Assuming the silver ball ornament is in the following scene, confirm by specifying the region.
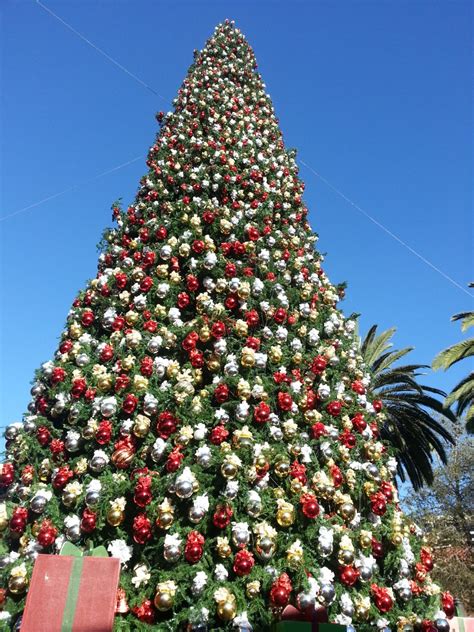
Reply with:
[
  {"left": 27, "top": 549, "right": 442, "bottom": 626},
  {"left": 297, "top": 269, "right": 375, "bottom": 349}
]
[
  {"left": 76, "top": 353, "right": 89, "bottom": 367},
  {"left": 359, "top": 565, "right": 373, "bottom": 582},
  {"left": 30, "top": 383, "right": 44, "bottom": 397},
  {"left": 66, "top": 524, "right": 82, "bottom": 542},
  {"left": 4, "top": 425, "right": 20, "bottom": 441},
  {"left": 27, "top": 402, "right": 37, "bottom": 413},
  {"left": 100, "top": 401, "right": 116, "bottom": 418},
  {"left": 30, "top": 495, "right": 47, "bottom": 513},
  {"left": 143, "top": 399, "right": 158, "bottom": 416},
  {"left": 65, "top": 436, "right": 81, "bottom": 453},
  {"left": 175, "top": 479, "right": 194, "bottom": 499},
  {"left": 435, "top": 621, "right": 450, "bottom": 632},
  {"left": 0, "top": 555, "right": 10, "bottom": 569},
  {"left": 247, "top": 499, "right": 262, "bottom": 518},
  {"left": 339, "top": 550, "right": 354, "bottom": 565},
  {"left": 319, "top": 583, "right": 335, "bottom": 604},
  {"left": 23, "top": 419, "right": 36, "bottom": 433},
  {"left": 196, "top": 453, "right": 212, "bottom": 469},
  {"left": 163, "top": 544, "right": 181, "bottom": 563},
  {"left": 318, "top": 542, "right": 333, "bottom": 557},
  {"left": 297, "top": 592, "right": 315, "bottom": 611},
  {"left": 188, "top": 506, "right": 205, "bottom": 523},
  {"left": 85, "top": 490, "right": 100, "bottom": 507},
  {"left": 342, "top": 601, "right": 354, "bottom": 617},
  {"left": 398, "top": 587, "right": 412, "bottom": 602},
  {"left": 89, "top": 454, "right": 108, "bottom": 473}
]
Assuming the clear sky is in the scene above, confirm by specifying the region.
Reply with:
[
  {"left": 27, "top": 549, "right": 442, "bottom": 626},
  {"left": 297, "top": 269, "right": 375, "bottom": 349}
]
[{"left": 1, "top": 1, "right": 472, "bottom": 435}]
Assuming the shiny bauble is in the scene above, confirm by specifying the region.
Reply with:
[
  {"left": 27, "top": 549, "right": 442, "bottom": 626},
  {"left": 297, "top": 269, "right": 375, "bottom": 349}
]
[
  {"left": 82, "top": 425, "right": 96, "bottom": 440},
  {"left": 30, "top": 382, "right": 44, "bottom": 397},
  {"left": 255, "top": 537, "right": 276, "bottom": 561},
  {"left": 163, "top": 544, "right": 181, "bottom": 563},
  {"left": 338, "top": 549, "right": 354, "bottom": 565},
  {"left": 156, "top": 510, "right": 174, "bottom": 530},
  {"left": 17, "top": 486, "right": 31, "bottom": 501},
  {"left": 435, "top": 620, "right": 450, "bottom": 632},
  {"left": 175, "top": 479, "right": 194, "bottom": 499},
  {"left": 359, "top": 565, "right": 373, "bottom": 582},
  {"left": 85, "top": 490, "right": 100, "bottom": 507},
  {"left": 196, "top": 452, "right": 212, "bottom": 469},
  {"left": 111, "top": 447, "right": 134, "bottom": 469},
  {"left": 89, "top": 454, "right": 108, "bottom": 473},
  {"left": 221, "top": 462, "right": 237, "bottom": 479},
  {"left": 399, "top": 565, "right": 412, "bottom": 579},
  {"left": 76, "top": 353, "right": 89, "bottom": 367},
  {"left": 30, "top": 496, "right": 48, "bottom": 514},
  {"left": 355, "top": 602, "right": 370, "bottom": 619},
  {"left": 401, "top": 626, "right": 414, "bottom": 632},
  {"left": 342, "top": 601, "right": 355, "bottom": 617},
  {"left": 5, "top": 425, "right": 20, "bottom": 441},
  {"left": 100, "top": 400, "right": 116, "bottom": 417},
  {"left": 339, "top": 502, "right": 356, "bottom": 521},
  {"left": 318, "top": 542, "right": 333, "bottom": 557},
  {"left": 133, "top": 416, "right": 150, "bottom": 438},
  {"left": 366, "top": 463, "right": 380, "bottom": 480},
  {"left": 8, "top": 575, "right": 28, "bottom": 595},
  {"left": 154, "top": 590, "right": 174, "bottom": 612},
  {"left": 232, "top": 530, "right": 250, "bottom": 548},
  {"left": 297, "top": 592, "right": 315, "bottom": 611},
  {"left": 247, "top": 499, "right": 262, "bottom": 518},
  {"left": 217, "top": 600, "right": 236, "bottom": 622},
  {"left": 66, "top": 524, "right": 82, "bottom": 542},
  {"left": 188, "top": 506, "right": 205, "bottom": 524},
  {"left": 107, "top": 507, "right": 124, "bottom": 527},
  {"left": 274, "top": 459, "right": 290, "bottom": 478},
  {"left": 276, "top": 506, "right": 295, "bottom": 527},
  {"left": 0, "top": 515, "right": 8, "bottom": 532},
  {"left": 147, "top": 338, "right": 161, "bottom": 354},
  {"left": 62, "top": 490, "right": 77, "bottom": 508},
  {"left": 97, "top": 375, "right": 113, "bottom": 392},
  {"left": 246, "top": 582, "right": 260, "bottom": 599},
  {"left": 65, "top": 435, "right": 81, "bottom": 452},
  {"left": 398, "top": 587, "right": 412, "bottom": 602},
  {"left": 143, "top": 398, "right": 158, "bottom": 416},
  {"left": 391, "top": 532, "right": 403, "bottom": 546},
  {"left": 23, "top": 419, "right": 36, "bottom": 433},
  {"left": 216, "top": 540, "right": 232, "bottom": 558},
  {"left": 320, "top": 584, "right": 335, "bottom": 604},
  {"left": 359, "top": 533, "right": 372, "bottom": 548}
]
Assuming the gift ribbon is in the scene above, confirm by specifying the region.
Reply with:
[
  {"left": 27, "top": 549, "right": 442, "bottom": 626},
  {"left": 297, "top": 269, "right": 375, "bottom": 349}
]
[{"left": 61, "top": 556, "right": 83, "bottom": 632}]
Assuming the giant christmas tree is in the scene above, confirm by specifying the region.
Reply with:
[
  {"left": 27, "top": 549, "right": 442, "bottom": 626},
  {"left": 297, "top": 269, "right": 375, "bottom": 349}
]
[{"left": 0, "top": 21, "right": 453, "bottom": 632}]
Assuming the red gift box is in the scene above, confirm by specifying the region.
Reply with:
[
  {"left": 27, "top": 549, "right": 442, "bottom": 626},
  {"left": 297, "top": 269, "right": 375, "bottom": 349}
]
[{"left": 21, "top": 553, "right": 120, "bottom": 632}]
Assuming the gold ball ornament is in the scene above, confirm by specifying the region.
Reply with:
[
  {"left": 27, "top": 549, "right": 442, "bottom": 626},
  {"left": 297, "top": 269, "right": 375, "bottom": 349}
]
[
  {"left": 154, "top": 590, "right": 174, "bottom": 612},
  {"left": 156, "top": 509, "right": 174, "bottom": 530},
  {"left": 391, "top": 532, "right": 403, "bottom": 546},
  {"left": 97, "top": 375, "right": 113, "bottom": 392},
  {"left": 217, "top": 599, "right": 237, "bottom": 622},
  {"left": 216, "top": 540, "right": 232, "bottom": 558},
  {"left": 274, "top": 459, "right": 290, "bottom": 478},
  {"left": 199, "top": 326, "right": 211, "bottom": 342},
  {"left": 277, "top": 505, "right": 295, "bottom": 527},
  {"left": 69, "top": 323, "right": 82, "bottom": 339},
  {"left": 8, "top": 575, "right": 28, "bottom": 595},
  {"left": 339, "top": 502, "right": 356, "bottom": 521},
  {"left": 355, "top": 602, "right": 370, "bottom": 619},
  {"left": 107, "top": 507, "right": 124, "bottom": 527},
  {"left": 221, "top": 462, "right": 238, "bottom": 479},
  {"left": 133, "top": 415, "right": 150, "bottom": 438},
  {"left": 62, "top": 490, "right": 77, "bottom": 508},
  {"left": 0, "top": 516, "right": 8, "bottom": 532},
  {"left": 359, "top": 533, "right": 372, "bottom": 548},
  {"left": 290, "top": 479, "right": 303, "bottom": 495}
]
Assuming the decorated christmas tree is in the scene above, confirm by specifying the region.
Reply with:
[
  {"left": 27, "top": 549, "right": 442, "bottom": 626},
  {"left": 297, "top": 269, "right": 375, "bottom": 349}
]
[{"left": 0, "top": 20, "right": 454, "bottom": 632}]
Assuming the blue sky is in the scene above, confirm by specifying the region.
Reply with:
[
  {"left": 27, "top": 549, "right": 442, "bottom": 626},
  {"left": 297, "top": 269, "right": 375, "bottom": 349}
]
[{"left": 1, "top": 0, "right": 472, "bottom": 434}]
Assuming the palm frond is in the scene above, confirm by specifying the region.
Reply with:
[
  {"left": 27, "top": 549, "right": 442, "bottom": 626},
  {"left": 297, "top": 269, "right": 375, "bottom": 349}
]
[{"left": 432, "top": 339, "right": 474, "bottom": 370}]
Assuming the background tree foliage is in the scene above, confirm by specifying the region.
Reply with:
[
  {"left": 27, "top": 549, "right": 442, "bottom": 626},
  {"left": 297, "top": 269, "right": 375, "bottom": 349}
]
[{"left": 402, "top": 427, "right": 474, "bottom": 615}]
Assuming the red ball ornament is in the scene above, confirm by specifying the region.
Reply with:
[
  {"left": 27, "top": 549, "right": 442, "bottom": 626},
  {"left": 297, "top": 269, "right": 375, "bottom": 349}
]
[
  {"left": 233, "top": 550, "right": 255, "bottom": 576},
  {"left": 441, "top": 591, "right": 455, "bottom": 618},
  {"left": 133, "top": 514, "right": 152, "bottom": 544},
  {"left": 326, "top": 400, "right": 342, "bottom": 417},
  {"left": 0, "top": 463, "right": 15, "bottom": 487},
  {"left": 300, "top": 493, "right": 319, "bottom": 518},
  {"left": 254, "top": 402, "right": 271, "bottom": 424},
  {"left": 340, "top": 565, "right": 359, "bottom": 587},
  {"left": 277, "top": 391, "right": 293, "bottom": 412},
  {"left": 184, "top": 543, "right": 203, "bottom": 564},
  {"left": 213, "top": 504, "right": 233, "bottom": 529},
  {"left": 37, "top": 519, "right": 58, "bottom": 548},
  {"left": 80, "top": 508, "right": 97, "bottom": 534},
  {"left": 214, "top": 383, "right": 230, "bottom": 403}
]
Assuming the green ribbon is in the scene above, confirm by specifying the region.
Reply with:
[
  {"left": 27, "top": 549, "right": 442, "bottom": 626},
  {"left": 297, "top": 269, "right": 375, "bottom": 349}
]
[{"left": 60, "top": 556, "right": 83, "bottom": 632}]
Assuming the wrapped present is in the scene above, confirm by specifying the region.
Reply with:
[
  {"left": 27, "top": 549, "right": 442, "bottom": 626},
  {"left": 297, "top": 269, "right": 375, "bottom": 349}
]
[
  {"left": 273, "top": 604, "right": 346, "bottom": 632},
  {"left": 20, "top": 542, "right": 120, "bottom": 632},
  {"left": 449, "top": 618, "right": 474, "bottom": 632}
]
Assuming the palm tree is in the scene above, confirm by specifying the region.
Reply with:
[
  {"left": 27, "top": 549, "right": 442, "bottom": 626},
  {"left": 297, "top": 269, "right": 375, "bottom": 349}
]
[
  {"left": 360, "top": 325, "right": 455, "bottom": 490},
  {"left": 432, "top": 285, "right": 474, "bottom": 434}
]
